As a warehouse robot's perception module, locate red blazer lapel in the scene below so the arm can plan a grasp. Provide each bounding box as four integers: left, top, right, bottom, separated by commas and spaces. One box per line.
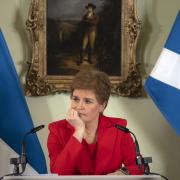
95, 116, 118, 174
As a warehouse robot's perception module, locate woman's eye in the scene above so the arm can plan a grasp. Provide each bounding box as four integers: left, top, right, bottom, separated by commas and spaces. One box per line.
72, 97, 79, 102
84, 99, 93, 104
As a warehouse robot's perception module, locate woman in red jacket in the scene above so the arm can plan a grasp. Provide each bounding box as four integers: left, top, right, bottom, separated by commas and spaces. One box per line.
47, 69, 144, 175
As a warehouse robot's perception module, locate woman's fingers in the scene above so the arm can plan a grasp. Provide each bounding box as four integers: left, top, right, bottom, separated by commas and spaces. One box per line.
66, 108, 85, 130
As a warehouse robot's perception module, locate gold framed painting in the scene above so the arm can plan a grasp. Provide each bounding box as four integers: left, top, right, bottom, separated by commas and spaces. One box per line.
25, 0, 142, 97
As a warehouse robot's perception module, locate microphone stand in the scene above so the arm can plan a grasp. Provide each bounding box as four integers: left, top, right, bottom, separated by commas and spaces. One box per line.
0, 125, 45, 180
115, 124, 168, 180
115, 124, 152, 174
128, 130, 152, 174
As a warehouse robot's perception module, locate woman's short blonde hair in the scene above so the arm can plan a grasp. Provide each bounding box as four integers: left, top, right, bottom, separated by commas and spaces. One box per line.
70, 69, 111, 105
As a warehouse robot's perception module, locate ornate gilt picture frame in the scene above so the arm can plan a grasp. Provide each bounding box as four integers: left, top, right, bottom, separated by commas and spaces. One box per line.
25, 0, 142, 97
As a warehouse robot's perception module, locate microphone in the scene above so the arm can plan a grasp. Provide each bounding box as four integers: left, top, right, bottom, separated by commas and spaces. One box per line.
115, 124, 142, 166
115, 124, 130, 133
115, 124, 152, 174
21, 125, 45, 158
20, 125, 45, 173
0, 125, 45, 180
29, 125, 45, 134
114, 124, 169, 180
11, 125, 45, 175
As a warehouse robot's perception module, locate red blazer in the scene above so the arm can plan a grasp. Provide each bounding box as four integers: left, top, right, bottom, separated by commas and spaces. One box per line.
47, 115, 144, 175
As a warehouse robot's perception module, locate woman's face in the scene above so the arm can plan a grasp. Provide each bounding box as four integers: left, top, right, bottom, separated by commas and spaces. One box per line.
71, 89, 105, 123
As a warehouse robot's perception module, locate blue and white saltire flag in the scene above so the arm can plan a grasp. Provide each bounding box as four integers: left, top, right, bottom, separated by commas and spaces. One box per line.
0, 29, 47, 175
145, 10, 180, 135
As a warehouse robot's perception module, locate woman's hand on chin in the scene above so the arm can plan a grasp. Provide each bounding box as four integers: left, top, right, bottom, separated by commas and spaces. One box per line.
66, 108, 85, 142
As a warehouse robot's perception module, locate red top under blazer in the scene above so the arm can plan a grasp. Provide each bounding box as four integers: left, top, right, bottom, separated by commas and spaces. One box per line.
47, 115, 144, 175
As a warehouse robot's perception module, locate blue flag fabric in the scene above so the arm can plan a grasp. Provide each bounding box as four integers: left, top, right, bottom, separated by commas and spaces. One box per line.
144, 10, 180, 135
0, 30, 47, 173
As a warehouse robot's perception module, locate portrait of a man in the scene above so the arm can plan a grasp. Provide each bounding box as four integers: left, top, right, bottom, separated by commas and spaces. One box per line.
46, 0, 121, 76
78, 3, 99, 65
